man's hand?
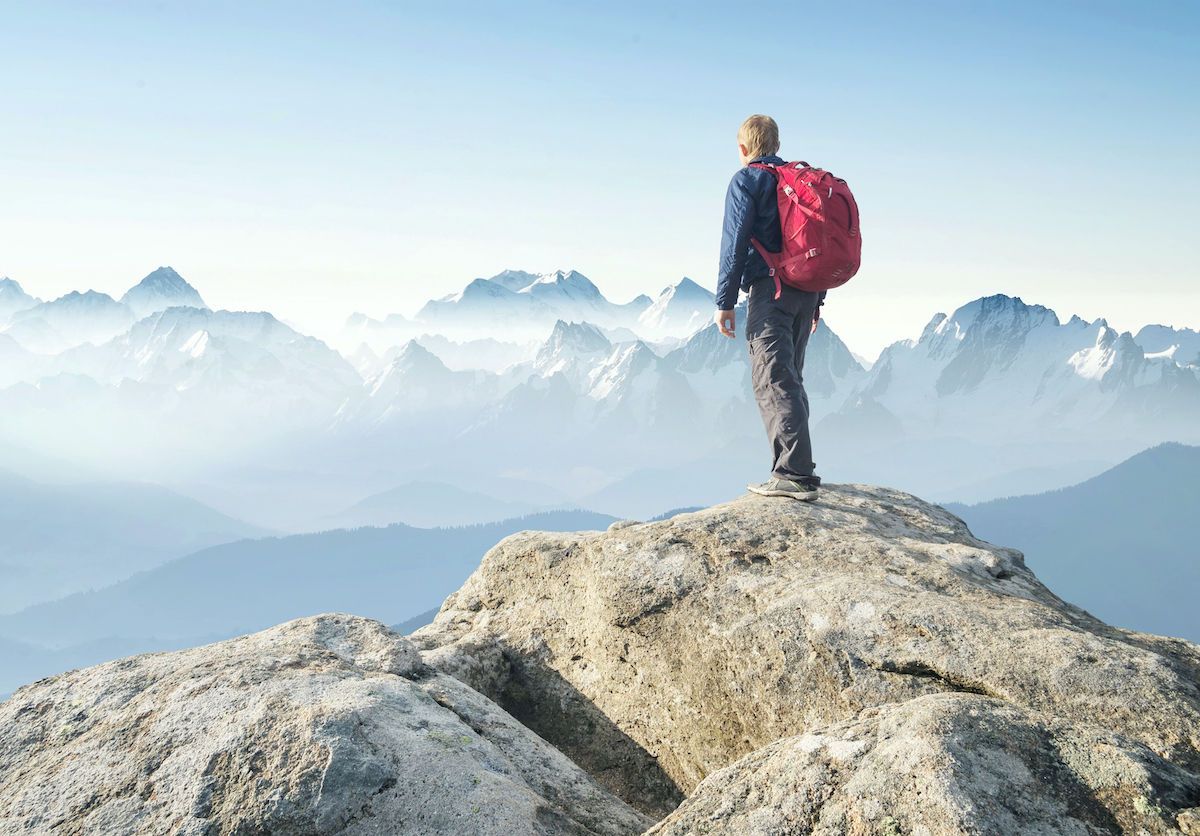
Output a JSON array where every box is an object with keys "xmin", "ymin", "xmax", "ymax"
[
  {"xmin": 811, "ymin": 307, "xmax": 820, "ymax": 335},
  {"xmin": 715, "ymin": 309, "xmax": 736, "ymax": 338}
]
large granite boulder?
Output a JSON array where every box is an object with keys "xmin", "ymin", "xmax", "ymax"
[
  {"xmin": 648, "ymin": 693, "xmax": 1200, "ymax": 835},
  {"xmin": 414, "ymin": 484, "xmax": 1200, "ymax": 825},
  {"xmin": 0, "ymin": 614, "xmax": 649, "ymax": 835}
]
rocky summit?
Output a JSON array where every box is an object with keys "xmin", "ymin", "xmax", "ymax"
[
  {"xmin": 415, "ymin": 484, "xmax": 1200, "ymax": 832},
  {"xmin": 3, "ymin": 484, "xmax": 1200, "ymax": 834}
]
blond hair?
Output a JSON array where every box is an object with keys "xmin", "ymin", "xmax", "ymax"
[{"xmin": 738, "ymin": 114, "xmax": 780, "ymax": 159}]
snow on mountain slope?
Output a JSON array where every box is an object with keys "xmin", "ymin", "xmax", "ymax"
[
  {"xmin": 417, "ymin": 276, "xmax": 552, "ymax": 336},
  {"xmin": 340, "ymin": 341, "xmax": 500, "ymax": 426},
  {"xmin": 55, "ymin": 307, "xmax": 359, "ymax": 405},
  {"xmin": 519, "ymin": 269, "xmax": 607, "ymax": 309},
  {"xmin": 842, "ymin": 293, "xmax": 1200, "ymax": 442},
  {"xmin": 585, "ymin": 341, "xmax": 702, "ymax": 432},
  {"xmin": 663, "ymin": 321, "xmax": 747, "ymax": 392},
  {"xmin": 119, "ymin": 267, "xmax": 208, "ymax": 319},
  {"xmin": 415, "ymin": 269, "xmax": 652, "ymax": 340},
  {"xmin": 0, "ymin": 278, "xmax": 40, "ymax": 326},
  {"xmin": 5, "ymin": 290, "xmax": 135, "ymax": 353},
  {"xmin": 1135, "ymin": 323, "xmax": 1200, "ymax": 367},
  {"xmin": 531, "ymin": 320, "xmax": 614, "ymax": 387},
  {"xmin": 485, "ymin": 269, "xmax": 543, "ymax": 291},
  {"xmin": 637, "ymin": 277, "xmax": 715, "ymax": 339}
]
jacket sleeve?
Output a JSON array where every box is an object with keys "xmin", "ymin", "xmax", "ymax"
[
  {"xmin": 715, "ymin": 171, "xmax": 757, "ymax": 311},
  {"xmin": 818, "ymin": 289, "xmax": 827, "ymax": 306}
]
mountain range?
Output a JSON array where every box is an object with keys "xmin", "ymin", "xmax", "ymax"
[
  {"xmin": 338, "ymin": 270, "xmax": 704, "ymax": 349},
  {"xmin": 0, "ymin": 265, "xmax": 1196, "ymax": 526},
  {"xmin": 825, "ymin": 293, "xmax": 1200, "ymax": 445},
  {"xmin": 0, "ymin": 267, "xmax": 205, "ymax": 354}
]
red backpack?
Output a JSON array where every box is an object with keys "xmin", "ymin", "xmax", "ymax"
[{"xmin": 749, "ymin": 161, "xmax": 862, "ymax": 299}]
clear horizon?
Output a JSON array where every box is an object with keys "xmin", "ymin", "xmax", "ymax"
[{"xmin": 2, "ymin": 1, "xmax": 1197, "ymax": 360}]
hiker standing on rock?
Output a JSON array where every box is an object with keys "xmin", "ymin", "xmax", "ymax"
[{"xmin": 714, "ymin": 114, "xmax": 862, "ymax": 502}]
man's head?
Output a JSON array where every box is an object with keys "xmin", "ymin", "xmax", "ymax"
[{"xmin": 737, "ymin": 114, "xmax": 780, "ymax": 166}]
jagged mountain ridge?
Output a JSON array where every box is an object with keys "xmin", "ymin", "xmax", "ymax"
[
  {"xmin": 415, "ymin": 269, "xmax": 654, "ymax": 339},
  {"xmin": 1, "ymin": 267, "xmax": 1197, "ymax": 503},
  {"xmin": 55, "ymin": 305, "xmax": 359, "ymax": 405},
  {"xmin": 6, "ymin": 290, "xmax": 134, "ymax": 353},
  {"xmin": 829, "ymin": 292, "xmax": 1200, "ymax": 443},
  {"xmin": 636, "ymin": 276, "xmax": 715, "ymax": 338},
  {"xmin": 1, "ymin": 267, "xmax": 208, "ymax": 353},
  {"xmin": 1137, "ymin": 322, "xmax": 1200, "ymax": 367}
]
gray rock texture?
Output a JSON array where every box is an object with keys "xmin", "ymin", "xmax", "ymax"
[
  {"xmin": 647, "ymin": 693, "xmax": 1200, "ymax": 835},
  {"xmin": 4, "ymin": 484, "xmax": 1198, "ymax": 834},
  {"xmin": 414, "ymin": 484, "xmax": 1200, "ymax": 826},
  {"xmin": 0, "ymin": 614, "xmax": 649, "ymax": 835}
]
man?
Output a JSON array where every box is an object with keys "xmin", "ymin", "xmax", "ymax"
[{"xmin": 715, "ymin": 114, "xmax": 825, "ymax": 501}]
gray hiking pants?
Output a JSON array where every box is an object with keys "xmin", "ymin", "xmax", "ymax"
[{"xmin": 745, "ymin": 279, "xmax": 821, "ymax": 483}]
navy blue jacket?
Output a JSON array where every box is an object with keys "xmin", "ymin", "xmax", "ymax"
[{"xmin": 715, "ymin": 153, "xmax": 827, "ymax": 311}]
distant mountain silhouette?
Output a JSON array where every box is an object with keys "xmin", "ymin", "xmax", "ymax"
[
  {"xmin": 5, "ymin": 269, "xmax": 1197, "ymax": 515},
  {"xmin": 944, "ymin": 442, "xmax": 1199, "ymax": 642},
  {"xmin": 0, "ymin": 470, "xmax": 268, "ymax": 613},
  {"xmin": 0, "ymin": 509, "xmax": 617, "ymax": 695},
  {"xmin": 390, "ymin": 606, "xmax": 440, "ymax": 635}
]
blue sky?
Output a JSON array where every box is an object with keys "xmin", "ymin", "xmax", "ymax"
[{"xmin": 1, "ymin": 0, "xmax": 1196, "ymax": 357}]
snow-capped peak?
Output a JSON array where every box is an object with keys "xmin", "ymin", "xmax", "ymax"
[
  {"xmin": 668, "ymin": 277, "xmax": 713, "ymax": 299},
  {"xmin": 1134, "ymin": 323, "xmax": 1200, "ymax": 367},
  {"xmin": 944, "ymin": 294, "xmax": 1059, "ymax": 334},
  {"xmin": 1067, "ymin": 325, "xmax": 1120, "ymax": 381},
  {"xmin": 522, "ymin": 269, "xmax": 603, "ymax": 300},
  {"xmin": 531, "ymin": 320, "xmax": 613, "ymax": 383},
  {"xmin": 388, "ymin": 340, "xmax": 450, "ymax": 375},
  {"xmin": 486, "ymin": 269, "xmax": 542, "ymax": 292},
  {"xmin": 587, "ymin": 340, "xmax": 659, "ymax": 400},
  {"xmin": 542, "ymin": 319, "xmax": 611, "ymax": 355},
  {"xmin": 637, "ymin": 277, "xmax": 715, "ymax": 338},
  {"xmin": 120, "ymin": 267, "xmax": 208, "ymax": 319}
]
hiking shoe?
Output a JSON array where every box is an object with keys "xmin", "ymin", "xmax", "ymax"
[{"xmin": 747, "ymin": 478, "xmax": 819, "ymax": 501}]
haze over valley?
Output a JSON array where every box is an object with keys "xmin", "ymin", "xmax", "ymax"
[{"xmin": 1, "ymin": 264, "xmax": 1197, "ymax": 695}]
